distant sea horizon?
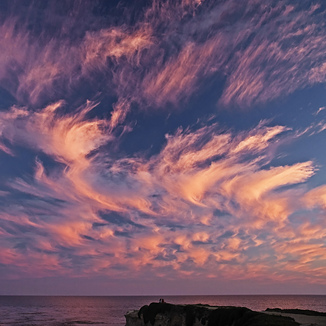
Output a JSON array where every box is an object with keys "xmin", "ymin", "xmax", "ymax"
[{"xmin": 1, "ymin": 295, "xmax": 326, "ymax": 325}]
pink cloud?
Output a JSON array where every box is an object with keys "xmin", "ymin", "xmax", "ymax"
[
  {"xmin": 303, "ymin": 185, "xmax": 326, "ymax": 209},
  {"xmin": 1, "ymin": 1, "xmax": 326, "ymax": 287},
  {"xmin": 2, "ymin": 0, "xmax": 326, "ymax": 112},
  {"xmin": 1, "ymin": 100, "xmax": 324, "ymax": 283}
]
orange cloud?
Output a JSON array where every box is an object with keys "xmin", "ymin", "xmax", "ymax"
[
  {"xmin": 303, "ymin": 185, "xmax": 326, "ymax": 209},
  {"xmin": 1, "ymin": 108, "xmax": 322, "ymax": 282}
]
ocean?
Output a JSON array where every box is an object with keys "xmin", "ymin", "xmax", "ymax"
[{"xmin": 0, "ymin": 295, "xmax": 325, "ymax": 326}]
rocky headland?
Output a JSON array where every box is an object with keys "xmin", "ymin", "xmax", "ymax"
[{"xmin": 125, "ymin": 302, "xmax": 326, "ymax": 326}]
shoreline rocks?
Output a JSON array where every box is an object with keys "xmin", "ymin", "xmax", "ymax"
[
  {"xmin": 125, "ymin": 302, "xmax": 302, "ymax": 326},
  {"xmin": 265, "ymin": 308, "xmax": 326, "ymax": 316},
  {"xmin": 264, "ymin": 308, "xmax": 326, "ymax": 326}
]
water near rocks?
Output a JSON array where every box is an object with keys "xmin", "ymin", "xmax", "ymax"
[{"xmin": 0, "ymin": 295, "xmax": 325, "ymax": 326}]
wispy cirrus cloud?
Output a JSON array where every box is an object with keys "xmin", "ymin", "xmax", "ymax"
[
  {"xmin": 0, "ymin": 99, "xmax": 323, "ymax": 283},
  {"xmin": 2, "ymin": 0, "xmax": 326, "ymax": 112},
  {"xmin": 0, "ymin": 0, "xmax": 326, "ymax": 293}
]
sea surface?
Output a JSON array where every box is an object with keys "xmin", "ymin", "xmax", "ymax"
[{"xmin": 0, "ymin": 295, "xmax": 325, "ymax": 326}]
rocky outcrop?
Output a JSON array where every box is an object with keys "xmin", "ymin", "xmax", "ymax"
[
  {"xmin": 264, "ymin": 307, "xmax": 326, "ymax": 326},
  {"xmin": 265, "ymin": 308, "xmax": 326, "ymax": 316},
  {"xmin": 125, "ymin": 302, "xmax": 300, "ymax": 326}
]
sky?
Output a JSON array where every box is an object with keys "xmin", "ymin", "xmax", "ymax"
[{"xmin": 0, "ymin": 0, "xmax": 326, "ymax": 296}]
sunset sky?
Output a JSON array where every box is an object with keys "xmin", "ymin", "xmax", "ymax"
[{"xmin": 0, "ymin": 0, "xmax": 326, "ymax": 295}]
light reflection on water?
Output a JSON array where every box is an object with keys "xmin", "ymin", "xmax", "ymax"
[{"xmin": 0, "ymin": 295, "xmax": 325, "ymax": 326}]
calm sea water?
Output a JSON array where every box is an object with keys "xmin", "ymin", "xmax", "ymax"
[{"xmin": 0, "ymin": 295, "xmax": 325, "ymax": 326}]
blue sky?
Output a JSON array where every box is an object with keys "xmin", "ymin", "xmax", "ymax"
[{"xmin": 0, "ymin": 0, "xmax": 326, "ymax": 295}]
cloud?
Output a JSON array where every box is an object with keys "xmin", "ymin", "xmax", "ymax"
[
  {"xmin": 303, "ymin": 185, "xmax": 326, "ymax": 209},
  {"xmin": 315, "ymin": 106, "xmax": 326, "ymax": 115},
  {"xmin": 0, "ymin": 101, "xmax": 112, "ymax": 163},
  {"xmin": 0, "ymin": 0, "xmax": 326, "ymax": 287},
  {"xmin": 1, "ymin": 100, "xmax": 322, "ymax": 282},
  {"xmin": 2, "ymin": 0, "xmax": 326, "ymax": 112},
  {"xmin": 140, "ymin": 37, "xmax": 227, "ymax": 107},
  {"xmin": 217, "ymin": 2, "xmax": 326, "ymax": 107}
]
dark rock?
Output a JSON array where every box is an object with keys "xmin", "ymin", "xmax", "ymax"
[
  {"xmin": 143, "ymin": 303, "xmax": 173, "ymax": 325},
  {"xmin": 125, "ymin": 302, "xmax": 300, "ymax": 326},
  {"xmin": 266, "ymin": 308, "xmax": 326, "ymax": 317}
]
